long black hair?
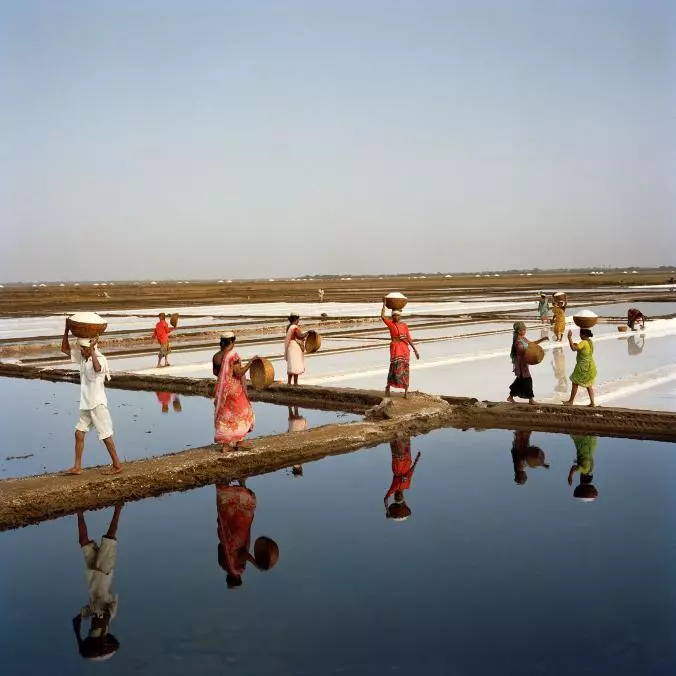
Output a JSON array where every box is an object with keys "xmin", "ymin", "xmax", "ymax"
[
  {"xmin": 220, "ymin": 335, "xmax": 236, "ymax": 349},
  {"xmin": 287, "ymin": 313, "xmax": 299, "ymax": 333},
  {"xmin": 580, "ymin": 328, "xmax": 594, "ymax": 339}
]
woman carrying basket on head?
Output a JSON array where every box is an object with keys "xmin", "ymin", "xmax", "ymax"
[
  {"xmin": 563, "ymin": 327, "xmax": 597, "ymax": 407},
  {"xmin": 380, "ymin": 298, "xmax": 419, "ymax": 398}
]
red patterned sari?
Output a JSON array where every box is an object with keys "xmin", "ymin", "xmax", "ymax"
[{"xmin": 214, "ymin": 350, "xmax": 255, "ymax": 445}]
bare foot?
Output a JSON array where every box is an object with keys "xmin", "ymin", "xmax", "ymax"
[
  {"xmin": 528, "ymin": 399, "xmax": 538, "ymax": 405},
  {"xmin": 66, "ymin": 467, "xmax": 82, "ymax": 475},
  {"xmin": 104, "ymin": 466, "xmax": 123, "ymax": 475},
  {"xmin": 587, "ymin": 403, "xmax": 596, "ymax": 407},
  {"xmin": 506, "ymin": 396, "xmax": 515, "ymax": 403},
  {"xmin": 235, "ymin": 441, "xmax": 253, "ymax": 450},
  {"xmin": 562, "ymin": 401, "xmax": 574, "ymax": 406}
]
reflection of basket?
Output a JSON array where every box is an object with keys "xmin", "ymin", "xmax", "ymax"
[
  {"xmin": 385, "ymin": 293, "xmax": 408, "ymax": 311},
  {"xmin": 69, "ymin": 312, "xmax": 108, "ymax": 338},
  {"xmin": 573, "ymin": 316, "xmax": 598, "ymax": 329},
  {"xmin": 524, "ymin": 343, "xmax": 545, "ymax": 365},
  {"xmin": 305, "ymin": 330, "xmax": 321, "ymax": 353},
  {"xmin": 250, "ymin": 357, "xmax": 275, "ymax": 390},
  {"xmin": 170, "ymin": 313, "xmax": 179, "ymax": 327},
  {"xmin": 617, "ymin": 325, "xmax": 628, "ymax": 333},
  {"xmin": 172, "ymin": 397, "xmax": 182, "ymax": 412}
]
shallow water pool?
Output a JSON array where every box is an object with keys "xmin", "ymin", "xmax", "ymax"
[
  {"xmin": 2, "ymin": 427, "xmax": 676, "ymax": 675},
  {"xmin": 0, "ymin": 378, "xmax": 359, "ymax": 478}
]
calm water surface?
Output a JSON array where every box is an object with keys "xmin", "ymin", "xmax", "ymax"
[
  {"xmin": 2, "ymin": 427, "xmax": 676, "ymax": 675},
  {"xmin": 0, "ymin": 378, "xmax": 358, "ymax": 477}
]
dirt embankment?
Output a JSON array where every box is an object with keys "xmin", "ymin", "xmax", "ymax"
[
  {"xmin": 1, "ymin": 271, "xmax": 672, "ymax": 316},
  {"xmin": 1, "ymin": 365, "xmax": 675, "ymax": 531}
]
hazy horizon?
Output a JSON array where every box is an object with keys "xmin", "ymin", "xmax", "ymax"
[{"xmin": 2, "ymin": 0, "xmax": 675, "ymax": 282}]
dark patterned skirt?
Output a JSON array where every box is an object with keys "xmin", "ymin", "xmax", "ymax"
[
  {"xmin": 509, "ymin": 376, "xmax": 534, "ymax": 400},
  {"xmin": 388, "ymin": 358, "xmax": 410, "ymax": 389}
]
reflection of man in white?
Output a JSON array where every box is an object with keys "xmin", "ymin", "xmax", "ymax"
[
  {"xmin": 72, "ymin": 505, "xmax": 123, "ymax": 661},
  {"xmin": 61, "ymin": 320, "xmax": 122, "ymax": 474}
]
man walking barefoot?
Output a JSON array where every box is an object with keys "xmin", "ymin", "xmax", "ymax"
[{"xmin": 62, "ymin": 320, "xmax": 123, "ymax": 474}]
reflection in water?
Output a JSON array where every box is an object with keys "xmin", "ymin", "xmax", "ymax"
[
  {"xmin": 552, "ymin": 347, "xmax": 568, "ymax": 392},
  {"xmin": 288, "ymin": 406, "xmax": 307, "ymax": 477},
  {"xmin": 627, "ymin": 335, "xmax": 645, "ymax": 356},
  {"xmin": 511, "ymin": 431, "xmax": 549, "ymax": 485},
  {"xmin": 155, "ymin": 391, "xmax": 182, "ymax": 414},
  {"xmin": 216, "ymin": 482, "xmax": 280, "ymax": 588},
  {"xmin": 73, "ymin": 505, "xmax": 123, "ymax": 661},
  {"xmin": 568, "ymin": 435, "xmax": 599, "ymax": 501},
  {"xmin": 384, "ymin": 437, "xmax": 421, "ymax": 521}
]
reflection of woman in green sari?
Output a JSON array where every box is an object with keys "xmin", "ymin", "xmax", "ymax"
[{"xmin": 567, "ymin": 435, "xmax": 598, "ymax": 501}]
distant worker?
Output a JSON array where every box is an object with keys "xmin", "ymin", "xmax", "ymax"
[
  {"xmin": 61, "ymin": 320, "xmax": 122, "ymax": 475},
  {"xmin": 627, "ymin": 308, "xmax": 646, "ymax": 331},
  {"xmin": 551, "ymin": 297, "xmax": 567, "ymax": 342},
  {"xmin": 318, "ymin": 288, "xmax": 325, "ymax": 303},
  {"xmin": 152, "ymin": 313, "xmax": 174, "ymax": 368},
  {"xmin": 563, "ymin": 328, "xmax": 597, "ymax": 407},
  {"xmin": 380, "ymin": 297, "xmax": 420, "ymax": 398},
  {"xmin": 537, "ymin": 293, "xmax": 549, "ymax": 323},
  {"xmin": 285, "ymin": 313, "xmax": 308, "ymax": 385}
]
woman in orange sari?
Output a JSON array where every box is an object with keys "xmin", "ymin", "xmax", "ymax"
[
  {"xmin": 212, "ymin": 332, "xmax": 257, "ymax": 450},
  {"xmin": 380, "ymin": 298, "xmax": 420, "ymax": 398}
]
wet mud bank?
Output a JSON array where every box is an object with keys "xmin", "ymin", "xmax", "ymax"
[{"xmin": 2, "ymin": 363, "xmax": 675, "ymax": 530}]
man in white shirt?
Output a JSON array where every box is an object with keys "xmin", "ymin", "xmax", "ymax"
[{"xmin": 62, "ymin": 320, "xmax": 123, "ymax": 474}]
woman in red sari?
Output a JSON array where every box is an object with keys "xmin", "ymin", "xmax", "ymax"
[
  {"xmin": 380, "ymin": 298, "xmax": 420, "ymax": 398},
  {"xmin": 212, "ymin": 332, "xmax": 257, "ymax": 450}
]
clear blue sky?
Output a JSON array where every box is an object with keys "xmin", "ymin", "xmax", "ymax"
[{"xmin": 1, "ymin": 0, "xmax": 674, "ymax": 281}]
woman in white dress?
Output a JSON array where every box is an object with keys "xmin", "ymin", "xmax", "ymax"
[{"xmin": 284, "ymin": 313, "xmax": 308, "ymax": 385}]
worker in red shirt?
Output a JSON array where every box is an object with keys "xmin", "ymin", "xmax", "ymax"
[{"xmin": 152, "ymin": 313, "xmax": 175, "ymax": 368}]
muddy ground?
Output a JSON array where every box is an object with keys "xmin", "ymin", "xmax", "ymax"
[{"xmin": 1, "ymin": 271, "xmax": 673, "ymax": 316}]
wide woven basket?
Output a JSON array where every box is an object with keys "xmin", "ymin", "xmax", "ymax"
[
  {"xmin": 573, "ymin": 316, "xmax": 598, "ymax": 329},
  {"xmin": 305, "ymin": 330, "xmax": 321, "ymax": 354},
  {"xmin": 69, "ymin": 320, "xmax": 108, "ymax": 338},
  {"xmin": 170, "ymin": 312, "xmax": 179, "ymax": 327},
  {"xmin": 250, "ymin": 357, "xmax": 275, "ymax": 390},
  {"xmin": 524, "ymin": 343, "xmax": 545, "ymax": 366},
  {"xmin": 385, "ymin": 295, "xmax": 408, "ymax": 311},
  {"xmin": 617, "ymin": 325, "xmax": 628, "ymax": 333}
]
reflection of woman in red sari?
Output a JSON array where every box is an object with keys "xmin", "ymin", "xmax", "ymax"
[
  {"xmin": 212, "ymin": 333, "xmax": 257, "ymax": 450},
  {"xmin": 216, "ymin": 482, "xmax": 279, "ymax": 588},
  {"xmin": 384, "ymin": 437, "xmax": 421, "ymax": 521}
]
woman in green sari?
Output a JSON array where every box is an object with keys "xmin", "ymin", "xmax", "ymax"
[{"xmin": 563, "ymin": 328, "xmax": 597, "ymax": 407}]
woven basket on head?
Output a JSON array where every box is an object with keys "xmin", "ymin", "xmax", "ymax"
[
  {"xmin": 524, "ymin": 343, "xmax": 545, "ymax": 366},
  {"xmin": 69, "ymin": 312, "xmax": 108, "ymax": 339},
  {"xmin": 305, "ymin": 330, "xmax": 321, "ymax": 354},
  {"xmin": 573, "ymin": 316, "xmax": 598, "ymax": 329},
  {"xmin": 385, "ymin": 293, "xmax": 408, "ymax": 311},
  {"xmin": 249, "ymin": 357, "xmax": 275, "ymax": 390},
  {"xmin": 170, "ymin": 312, "xmax": 179, "ymax": 327}
]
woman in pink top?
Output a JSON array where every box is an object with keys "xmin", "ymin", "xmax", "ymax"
[{"xmin": 380, "ymin": 297, "xmax": 420, "ymax": 398}]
